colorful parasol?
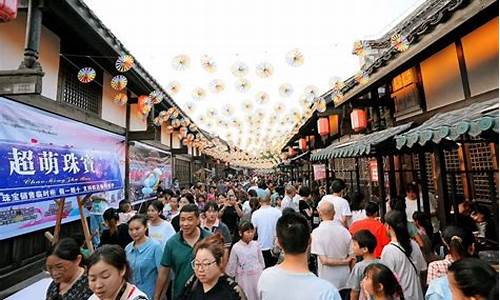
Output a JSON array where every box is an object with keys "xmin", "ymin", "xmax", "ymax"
[
  {"xmin": 172, "ymin": 54, "xmax": 191, "ymax": 71},
  {"xmin": 256, "ymin": 91, "xmax": 270, "ymax": 104},
  {"xmin": 209, "ymin": 79, "xmax": 225, "ymax": 93},
  {"xmin": 235, "ymin": 78, "xmax": 251, "ymax": 93},
  {"xmin": 231, "ymin": 62, "xmax": 249, "ymax": 77},
  {"xmin": 110, "ymin": 75, "xmax": 128, "ymax": 91},
  {"xmin": 391, "ymin": 33, "xmax": 409, "ymax": 52},
  {"xmin": 279, "ymin": 83, "xmax": 294, "ymax": 97},
  {"xmin": 149, "ymin": 90, "xmax": 164, "ymax": 104},
  {"xmin": 167, "ymin": 81, "xmax": 181, "ymax": 95},
  {"xmin": 304, "ymin": 85, "xmax": 319, "ymax": 101},
  {"xmin": 77, "ymin": 67, "xmax": 96, "ymax": 83},
  {"xmin": 192, "ymin": 87, "xmax": 207, "ymax": 100},
  {"xmin": 256, "ymin": 62, "xmax": 274, "ymax": 78},
  {"xmin": 286, "ymin": 48, "xmax": 305, "ymax": 67},
  {"xmin": 115, "ymin": 55, "xmax": 134, "ymax": 72},
  {"xmin": 113, "ymin": 92, "xmax": 128, "ymax": 105}
]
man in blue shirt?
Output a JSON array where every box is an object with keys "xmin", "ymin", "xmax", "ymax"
[{"xmin": 153, "ymin": 204, "xmax": 212, "ymax": 300}]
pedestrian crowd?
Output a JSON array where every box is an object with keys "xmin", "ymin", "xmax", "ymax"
[{"xmin": 44, "ymin": 175, "xmax": 498, "ymax": 300}]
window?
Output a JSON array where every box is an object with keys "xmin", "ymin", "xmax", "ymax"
[
  {"xmin": 57, "ymin": 57, "xmax": 102, "ymax": 115},
  {"xmin": 390, "ymin": 67, "xmax": 423, "ymax": 119}
]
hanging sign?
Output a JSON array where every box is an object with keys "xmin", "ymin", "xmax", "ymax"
[
  {"xmin": 313, "ymin": 164, "xmax": 326, "ymax": 180},
  {"xmin": 369, "ymin": 160, "xmax": 378, "ymax": 182}
]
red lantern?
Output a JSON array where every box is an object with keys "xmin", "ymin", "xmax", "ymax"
[
  {"xmin": 317, "ymin": 118, "xmax": 329, "ymax": 136},
  {"xmin": 0, "ymin": 0, "xmax": 17, "ymax": 22},
  {"xmin": 350, "ymin": 108, "xmax": 367, "ymax": 132},
  {"xmin": 328, "ymin": 114, "xmax": 339, "ymax": 135},
  {"xmin": 299, "ymin": 138, "xmax": 307, "ymax": 151}
]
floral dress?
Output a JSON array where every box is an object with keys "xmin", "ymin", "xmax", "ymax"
[{"xmin": 45, "ymin": 274, "xmax": 93, "ymax": 300}]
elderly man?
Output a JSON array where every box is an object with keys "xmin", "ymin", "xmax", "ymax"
[{"xmin": 311, "ymin": 201, "xmax": 353, "ymax": 298}]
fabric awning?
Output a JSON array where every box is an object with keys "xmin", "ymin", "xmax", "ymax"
[
  {"xmin": 395, "ymin": 99, "xmax": 499, "ymax": 150},
  {"xmin": 311, "ymin": 123, "xmax": 413, "ymax": 161}
]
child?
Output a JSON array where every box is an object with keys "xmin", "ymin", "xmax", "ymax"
[
  {"xmin": 226, "ymin": 220, "xmax": 265, "ymax": 300},
  {"xmin": 118, "ymin": 199, "xmax": 136, "ymax": 224},
  {"xmin": 347, "ymin": 230, "xmax": 379, "ymax": 300},
  {"xmin": 361, "ymin": 263, "xmax": 405, "ymax": 300}
]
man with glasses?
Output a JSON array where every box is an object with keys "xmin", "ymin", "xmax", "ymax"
[{"xmin": 154, "ymin": 204, "xmax": 212, "ymax": 300}]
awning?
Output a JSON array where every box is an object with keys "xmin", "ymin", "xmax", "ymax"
[
  {"xmin": 290, "ymin": 150, "xmax": 310, "ymax": 162},
  {"xmin": 311, "ymin": 123, "xmax": 412, "ymax": 161},
  {"xmin": 395, "ymin": 99, "xmax": 499, "ymax": 150}
]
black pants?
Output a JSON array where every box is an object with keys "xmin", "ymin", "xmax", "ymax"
[{"xmin": 262, "ymin": 249, "xmax": 277, "ymax": 268}]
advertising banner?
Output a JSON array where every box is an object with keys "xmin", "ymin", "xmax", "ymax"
[
  {"xmin": 313, "ymin": 164, "xmax": 326, "ymax": 180},
  {"xmin": 0, "ymin": 97, "xmax": 125, "ymax": 240},
  {"xmin": 128, "ymin": 141, "xmax": 172, "ymax": 204}
]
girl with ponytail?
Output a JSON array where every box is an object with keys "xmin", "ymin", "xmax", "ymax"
[
  {"xmin": 381, "ymin": 210, "xmax": 427, "ymax": 300},
  {"xmin": 426, "ymin": 225, "xmax": 475, "ymax": 284},
  {"xmin": 362, "ymin": 263, "xmax": 405, "ymax": 300}
]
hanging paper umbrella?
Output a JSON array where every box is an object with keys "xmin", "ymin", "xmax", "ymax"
[
  {"xmin": 200, "ymin": 55, "xmax": 216, "ymax": 73},
  {"xmin": 256, "ymin": 62, "xmax": 274, "ymax": 78},
  {"xmin": 192, "ymin": 87, "xmax": 207, "ymax": 100},
  {"xmin": 256, "ymin": 91, "xmax": 269, "ymax": 104},
  {"xmin": 115, "ymin": 55, "xmax": 135, "ymax": 72},
  {"xmin": 299, "ymin": 96, "xmax": 311, "ymax": 110},
  {"xmin": 222, "ymin": 104, "xmax": 234, "ymax": 116},
  {"xmin": 332, "ymin": 93, "xmax": 344, "ymax": 106},
  {"xmin": 328, "ymin": 76, "xmax": 342, "ymax": 89},
  {"xmin": 286, "ymin": 48, "xmax": 305, "ymax": 67},
  {"xmin": 242, "ymin": 99, "xmax": 253, "ymax": 112},
  {"xmin": 304, "ymin": 85, "xmax": 319, "ymax": 101},
  {"xmin": 113, "ymin": 92, "xmax": 128, "ymax": 105},
  {"xmin": 198, "ymin": 115, "xmax": 206, "ymax": 123},
  {"xmin": 111, "ymin": 75, "xmax": 128, "ymax": 91},
  {"xmin": 159, "ymin": 110, "xmax": 170, "ymax": 122},
  {"xmin": 231, "ymin": 62, "xmax": 249, "ymax": 77},
  {"xmin": 77, "ymin": 67, "xmax": 96, "ymax": 83},
  {"xmin": 170, "ymin": 109, "xmax": 180, "ymax": 119},
  {"xmin": 333, "ymin": 80, "xmax": 346, "ymax": 93},
  {"xmin": 171, "ymin": 118, "xmax": 181, "ymax": 128},
  {"xmin": 207, "ymin": 107, "xmax": 217, "ymax": 117},
  {"xmin": 355, "ymin": 71, "xmax": 369, "ymax": 84},
  {"xmin": 279, "ymin": 83, "xmax": 294, "ymax": 97},
  {"xmin": 167, "ymin": 81, "xmax": 181, "ymax": 95},
  {"xmin": 153, "ymin": 116, "xmax": 163, "ymax": 127},
  {"xmin": 209, "ymin": 79, "xmax": 225, "ymax": 93},
  {"xmin": 391, "ymin": 33, "xmax": 409, "ymax": 52},
  {"xmin": 352, "ymin": 40, "xmax": 366, "ymax": 57},
  {"xmin": 189, "ymin": 123, "xmax": 198, "ymax": 132},
  {"xmin": 235, "ymin": 78, "xmax": 251, "ymax": 93},
  {"xmin": 172, "ymin": 54, "xmax": 191, "ymax": 71},
  {"xmin": 138, "ymin": 95, "xmax": 152, "ymax": 116},
  {"xmin": 180, "ymin": 118, "xmax": 191, "ymax": 127},
  {"xmin": 274, "ymin": 102, "xmax": 285, "ymax": 113},
  {"xmin": 149, "ymin": 90, "xmax": 164, "ymax": 104},
  {"xmin": 184, "ymin": 101, "xmax": 195, "ymax": 113},
  {"xmin": 315, "ymin": 98, "xmax": 327, "ymax": 113}
]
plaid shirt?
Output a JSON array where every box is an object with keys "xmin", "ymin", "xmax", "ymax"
[{"xmin": 427, "ymin": 255, "xmax": 454, "ymax": 284}]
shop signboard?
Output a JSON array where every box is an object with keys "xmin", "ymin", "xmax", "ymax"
[
  {"xmin": 128, "ymin": 141, "xmax": 172, "ymax": 204},
  {"xmin": 313, "ymin": 164, "xmax": 326, "ymax": 180},
  {"xmin": 0, "ymin": 97, "xmax": 125, "ymax": 240}
]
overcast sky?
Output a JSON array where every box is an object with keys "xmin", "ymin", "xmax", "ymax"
[{"xmin": 84, "ymin": 0, "xmax": 425, "ymax": 155}]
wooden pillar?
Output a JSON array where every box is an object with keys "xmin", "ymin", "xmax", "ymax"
[
  {"xmin": 388, "ymin": 155, "xmax": 397, "ymax": 199},
  {"xmin": 325, "ymin": 160, "xmax": 330, "ymax": 194},
  {"xmin": 418, "ymin": 151, "xmax": 431, "ymax": 216},
  {"xmin": 355, "ymin": 157, "xmax": 361, "ymax": 192},
  {"xmin": 377, "ymin": 155, "xmax": 387, "ymax": 217},
  {"xmin": 434, "ymin": 145, "xmax": 450, "ymax": 229}
]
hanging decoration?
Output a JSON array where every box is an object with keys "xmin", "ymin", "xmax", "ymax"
[
  {"xmin": 167, "ymin": 81, "xmax": 181, "ymax": 94},
  {"xmin": 256, "ymin": 62, "xmax": 274, "ymax": 78},
  {"xmin": 299, "ymin": 138, "xmax": 307, "ymax": 151},
  {"xmin": 184, "ymin": 101, "xmax": 195, "ymax": 113},
  {"xmin": 192, "ymin": 87, "xmax": 207, "ymax": 100},
  {"xmin": 350, "ymin": 108, "xmax": 368, "ymax": 132},
  {"xmin": 286, "ymin": 48, "xmax": 305, "ymax": 67},
  {"xmin": 207, "ymin": 107, "xmax": 217, "ymax": 117},
  {"xmin": 209, "ymin": 79, "xmax": 225, "ymax": 93},
  {"xmin": 138, "ymin": 95, "xmax": 152, "ymax": 116},
  {"xmin": 77, "ymin": 67, "xmax": 96, "ymax": 83},
  {"xmin": 172, "ymin": 54, "xmax": 191, "ymax": 71},
  {"xmin": 171, "ymin": 118, "xmax": 181, "ymax": 128},
  {"xmin": 110, "ymin": 75, "xmax": 128, "ymax": 91},
  {"xmin": 242, "ymin": 100, "xmax": 253, "ymax": 112},
  {"xmin": 115, "ymin": 55, "xmax": 135, "ymax": 72},
  {"xmin": 113, "ymin": 92, "xmax": 128, "ymax": 105},
  {"xmin": 317, "ymin": 118, "xmax": 329, "ymax": 136},
  {"xmin": 222, "ymin": 103, "xmax": 234, "ymax": 116},
  {"xmin": 352, "ymin": 40, "xmax": 366, "ymax": 56},
  {"xmin": 153, "ymin": 116, "xmax": 163, "ymax": 127},
  {"xmin": 315, "ymin": 98, "xmax": 327, "ymax": 113},
  {"xmin": 354, "ymin": 71, "xmax": 369, "ymax": 85},
  {"xmin": 332, "ymin": 93, "xmax": 344, "ymax": 106},
  {"xmin": 304, "ymin": 85, "xmax": 319, "ymax": 101},
  {"xmin": 279, "ymin": 83, "xmax": 294, "ymax": 97},
  {"xmin": 235, "ymin": 78, "xmax": 251, "ymax": 93},
  {"xmin": 256, "ymin": 91, "xmax": 269, "ymax": 104},
  {"xmin": 200, "ymin": 55, "xmax": 217, "ymax": 73},
  {"xmin": 391, "ymin": 33, "xmax": 409, "ymax": 52},
  {"xmin": 231, "ymin": 62, "xmax": 248, "ymax": 77},
  {"xmin": 328, "ymin": 114, "xmax": 339, "ymax": 135},
  {"xmin": 149, "ymin": 90, "xmax": 164, "ymax": 104}
]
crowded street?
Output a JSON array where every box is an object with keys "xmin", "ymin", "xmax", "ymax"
[{"xmin": 0, "ymin": 0, "xmax": 498, "ymax": 299}]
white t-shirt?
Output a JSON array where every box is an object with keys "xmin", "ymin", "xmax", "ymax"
[
  {"xmin": 318, "ymin": 195, "xmax": 352, "ymax": 224},
  {"xmin": 405, "ymin": 197, "xmax": 419, "ymax": 222},
  {"xmin": 281, "ymin": 194, "xmax": 301, "ymax": 212},
  {"xmin": 258, "ymin": 265, "xmax": 341, "ymax": 300},
  {"xmin": 147, "ymin": 220, "xmax": 175, "ymax": 250},
  {"xmin": 381, "ymin": 241, "xmax": 427, "ymax": 300},
  {"xmin": 311, "ymin": 220, "xmax": 352, "ymax": 290},
  {"xmin": 251, "ymin": 206, "xmax": 282, "ymax": 250},
  {"xmin": 88, "ymin": 283, "xmax": 148, "ymax": 300}
]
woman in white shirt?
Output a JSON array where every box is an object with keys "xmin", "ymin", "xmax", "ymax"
[{"xmin": 147, "ymin": 200, "xmax": 175, "ymax": 250}]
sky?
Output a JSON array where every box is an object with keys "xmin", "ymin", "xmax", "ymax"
[{"xmin": 84, "ymin": 0, "xmax": 425, "ymax": 158}]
